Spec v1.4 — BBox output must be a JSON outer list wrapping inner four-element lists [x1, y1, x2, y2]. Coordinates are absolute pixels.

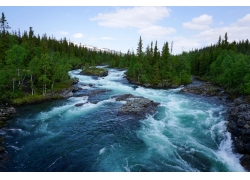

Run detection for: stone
[[245, 143, 250, 154], [75, 102, 88, 107], [0, 146, 5, 153], [244, 124, 250, 129], [232, 128, 242, 137], [233, 138, 245, 153], [113, 94, 160, 117], [240, 154, 250, 171], [237, 119, 247, 128]]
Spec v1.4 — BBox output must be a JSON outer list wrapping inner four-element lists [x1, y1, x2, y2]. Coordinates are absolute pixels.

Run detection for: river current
[[1, 67, 245, 172]]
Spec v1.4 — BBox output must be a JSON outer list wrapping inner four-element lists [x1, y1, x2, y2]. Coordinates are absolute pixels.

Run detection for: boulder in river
[[75, 102, 88, 107], [112, 94, 160, 117]]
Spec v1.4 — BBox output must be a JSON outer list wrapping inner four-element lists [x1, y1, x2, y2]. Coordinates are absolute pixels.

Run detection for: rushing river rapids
[[1, 67, 246, 172]]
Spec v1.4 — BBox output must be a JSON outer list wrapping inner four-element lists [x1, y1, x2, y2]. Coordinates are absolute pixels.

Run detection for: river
[[1, 67, 245, 172]]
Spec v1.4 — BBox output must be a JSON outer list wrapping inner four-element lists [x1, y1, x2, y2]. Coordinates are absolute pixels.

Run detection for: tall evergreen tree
[[0, 12, 10, 33]]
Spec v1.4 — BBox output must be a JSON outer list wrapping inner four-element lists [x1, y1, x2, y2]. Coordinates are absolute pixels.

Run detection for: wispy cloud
[[183, 14, 213, 30], [73, 33, 84, 38]]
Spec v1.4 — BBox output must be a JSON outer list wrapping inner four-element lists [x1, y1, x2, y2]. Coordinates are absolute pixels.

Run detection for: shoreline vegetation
[[1, 12, 250, 171]]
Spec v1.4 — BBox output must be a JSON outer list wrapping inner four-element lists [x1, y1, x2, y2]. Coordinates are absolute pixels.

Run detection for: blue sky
[[1, 1, 250, 54]]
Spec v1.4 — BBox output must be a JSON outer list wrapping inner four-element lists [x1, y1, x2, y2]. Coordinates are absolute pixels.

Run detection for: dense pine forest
[[0, 13, 122, 103], [1, 12, 250, 104]]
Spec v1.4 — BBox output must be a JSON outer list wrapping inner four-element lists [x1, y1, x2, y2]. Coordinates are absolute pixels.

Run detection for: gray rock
[[180, 82, 223, 97], [0, 106, 16, 121], [0, 146, 5, 153], [75, 102, 88, 107], [237, 119, 247, 128], [76, 89, 111, 97], [245, 143, 250, 154], [113, 94, 160, 117], [112, 94, 136, 101], [240, 154, 250, 171], [58, 87, 74, 98]]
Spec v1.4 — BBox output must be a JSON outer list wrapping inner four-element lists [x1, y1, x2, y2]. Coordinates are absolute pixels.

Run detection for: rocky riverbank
[[0, 104, 16, 171], [125, 75, 180, 89], [0, 80, 80, 170], [0, 105, 16, 127], [180, 80, 250, 171]]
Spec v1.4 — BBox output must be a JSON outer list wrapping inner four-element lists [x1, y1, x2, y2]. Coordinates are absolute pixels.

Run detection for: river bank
[[179, 79, 250, 171], [0, 79, 80, 170]]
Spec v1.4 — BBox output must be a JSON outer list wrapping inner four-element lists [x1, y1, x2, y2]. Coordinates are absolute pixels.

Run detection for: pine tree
[[136, 36, 143, 62], [0, 12, 10, 33]]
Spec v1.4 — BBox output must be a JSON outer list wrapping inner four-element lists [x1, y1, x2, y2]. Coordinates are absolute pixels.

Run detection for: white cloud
[[58, 31, 69, 35], [172, 13, 250, 54], [101, 36, 117, 40], [138, 25, 176, 39], [73, 33, 84, 38], [237, 14, 250, 26], [171, 36, 202, 54], [90, 6, 171, 29], [195, 26, 250, 44], [183, 14, 213, 30], [91, 6, 174, 41]]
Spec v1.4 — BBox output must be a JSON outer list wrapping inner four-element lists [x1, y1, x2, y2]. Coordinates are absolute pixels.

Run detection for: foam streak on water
[[2, 68, 245, 172]]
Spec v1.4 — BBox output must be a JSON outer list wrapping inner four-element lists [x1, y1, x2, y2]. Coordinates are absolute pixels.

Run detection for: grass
[[12, 82, 72, 106], [12, 94, 62, 105]]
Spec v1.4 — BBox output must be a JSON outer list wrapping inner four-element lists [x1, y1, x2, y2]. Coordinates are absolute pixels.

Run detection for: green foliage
[[82, 66, 108, 77], [1, 12, 250, 103], [0, 12, 121, 102]]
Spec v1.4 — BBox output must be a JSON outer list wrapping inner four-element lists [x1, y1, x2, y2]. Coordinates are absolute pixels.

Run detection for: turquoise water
[[2, 68, 245, 172]]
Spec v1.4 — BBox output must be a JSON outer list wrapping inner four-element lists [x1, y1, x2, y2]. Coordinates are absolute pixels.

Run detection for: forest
[[0, 13, 122, 103], [1, 12, 250, 104]]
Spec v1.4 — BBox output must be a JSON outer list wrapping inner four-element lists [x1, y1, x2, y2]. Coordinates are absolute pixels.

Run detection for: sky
[[1, 1, 250, 55]]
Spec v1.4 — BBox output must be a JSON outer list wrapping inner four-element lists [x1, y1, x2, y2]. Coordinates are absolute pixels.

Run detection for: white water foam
[[99, 147, 106, 155], [8, 68, 242, 172], [215, 130, 245, 171]]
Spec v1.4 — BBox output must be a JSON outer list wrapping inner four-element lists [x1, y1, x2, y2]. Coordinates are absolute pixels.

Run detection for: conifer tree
[[0, 12, 10, 33]]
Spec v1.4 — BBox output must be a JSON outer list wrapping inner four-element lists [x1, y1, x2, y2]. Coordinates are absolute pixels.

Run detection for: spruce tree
[[0, 12, 10, 33]]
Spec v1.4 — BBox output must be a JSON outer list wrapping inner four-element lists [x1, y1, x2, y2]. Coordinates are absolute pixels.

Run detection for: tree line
[[0, 12, 122, 102], [121, 33, 250, 94], [187, 32, 250, 94], [1, 11, 250, 103]]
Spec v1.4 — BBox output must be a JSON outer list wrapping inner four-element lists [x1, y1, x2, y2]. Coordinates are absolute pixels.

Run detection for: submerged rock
[[112, 94, 160, 117], [75, 102, 88, 107]]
